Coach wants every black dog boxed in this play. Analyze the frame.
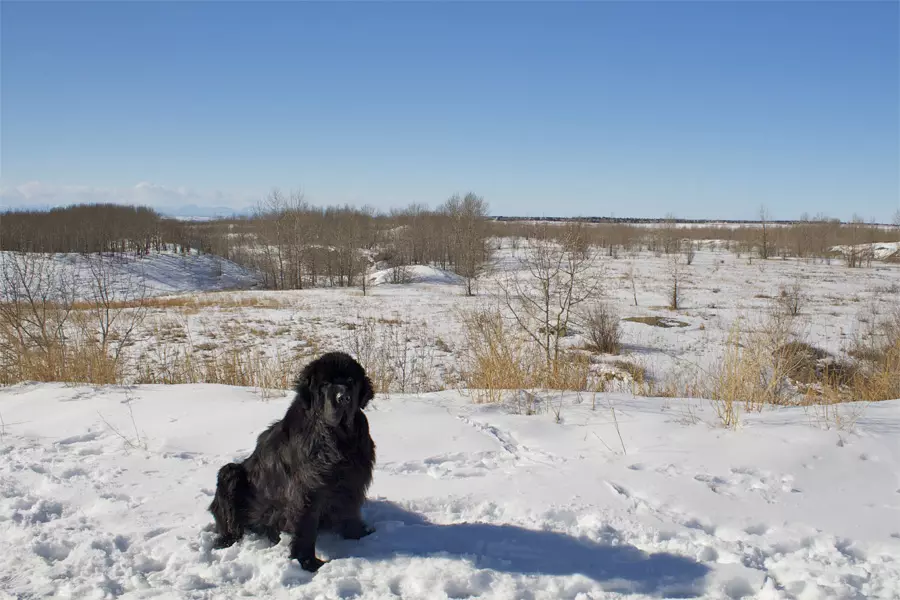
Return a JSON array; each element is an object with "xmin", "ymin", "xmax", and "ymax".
[{"xmin": 208, "ymin": 351, "xmax": 376, "ymax": 572}]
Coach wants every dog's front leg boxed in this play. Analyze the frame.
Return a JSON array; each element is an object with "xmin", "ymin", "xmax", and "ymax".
[{"xmin": 289, "ymin": 499, "xmax": 325, "ymax": 572}]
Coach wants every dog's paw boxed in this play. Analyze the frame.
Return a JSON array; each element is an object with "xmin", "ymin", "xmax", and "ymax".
[
  {"xmin": 265, "ymin": 529, "xmax": 282, "ymax": 545},
  {"xmin": 299, "ymin": 556, "xmax": 326, "ymax": 572},
  {"xmin": 341, "ymin": 520, "xmax": 375, "ymax": 540}
]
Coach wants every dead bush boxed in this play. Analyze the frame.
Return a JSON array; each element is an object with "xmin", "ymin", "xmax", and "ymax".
[
  {"xmin": 583, "ymin": 303, "xmax": 622, "ymax": 354},
  {"xmin": 775, "ymin": 280, "xmax": 805, "ymax": 317}
]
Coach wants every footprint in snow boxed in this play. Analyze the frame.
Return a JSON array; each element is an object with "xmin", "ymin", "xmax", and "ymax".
[{"xmin": 56, "ymin": 431, "xmax": 102, "ymax": 446}]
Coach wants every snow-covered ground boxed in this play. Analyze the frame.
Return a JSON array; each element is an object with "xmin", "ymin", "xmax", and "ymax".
[
  {"xmin": 0, "ymin": 251, "xmax": 261, "ymax": 298},
  {"xmin": 92, "ymin": 243, "xmax": 900, "ymax": 393},
  {"xmin": 1, "ymin": 383, "xmax": 898, "ymax": 599}
]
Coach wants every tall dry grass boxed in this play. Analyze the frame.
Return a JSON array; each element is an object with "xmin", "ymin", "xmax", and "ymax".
[
  {"xmin": 458, "ymin": 307, "xmax": 594, "ymax": 408},
  {"xmin": 339, "ymin": 314, "xmax": 440, "ymax": 394}
]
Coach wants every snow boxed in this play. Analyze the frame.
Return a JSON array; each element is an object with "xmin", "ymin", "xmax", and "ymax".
[
  {"xmin": 830, "ymin": 242, "xmax": 900, "ymax": 261},
  {"xmin": 0, "ymin": 251, "xmax": 261, "ymax": 298},
  {"xmin": 369, "ymin": 265, "xmax": 465, "ymax": 286},
  {"xmin": 2, "ymin": 383, "xmax": 899, "ymax": 599}
]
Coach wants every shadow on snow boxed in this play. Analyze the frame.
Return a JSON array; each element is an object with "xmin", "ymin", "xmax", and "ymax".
[{"xmin": 316, "ymin": 499, "xmax": 710, "ymax": 598}]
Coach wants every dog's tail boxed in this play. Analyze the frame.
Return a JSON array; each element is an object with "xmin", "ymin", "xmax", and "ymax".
[{"xmin": 209, "ymin": 462, "xmax": 250, "ymax": 548}]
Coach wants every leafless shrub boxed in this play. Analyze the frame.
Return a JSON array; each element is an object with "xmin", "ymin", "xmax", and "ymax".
[
  {"xmin": 684, "ymin": 241, "xmax": 696, "ymax": 265},
  {"xmin": 775, "ymin": 278, "xmax": 805, "ymax": 317},
  {"xmin": 389, "ymin": 263, "xmax": 413, "ymax": 285},
  {"xmin": 84, "ymin": 254, "xmax": 150, "ymax": 365},
  {"xmin": 583, "ymin": 303, "xmax": 621, "ymax": 354},
  {"xmin": 496, "ymin": 222, "xmax": 605, "ymax": 370}
]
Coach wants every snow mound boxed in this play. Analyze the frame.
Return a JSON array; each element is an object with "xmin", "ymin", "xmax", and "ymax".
[
  {"xmin": 369, "ymin": 265, "xmax": 465, "ymax": 286},
  {"xmin": 829, "ymin": 241, "xmax": 900, "ymax": 261},
  {"xmin": 0, "ymin": 251, "xmax": 261, "ymax": 298},
  {"xmin": 2, "ymin": 384, "xmax": 899, "ymax": 598}
]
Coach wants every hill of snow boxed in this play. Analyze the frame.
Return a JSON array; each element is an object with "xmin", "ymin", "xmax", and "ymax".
[
  {"xmin": 1, "ymin": 384, "xmax": 898, "ymax": 599},
  {"xmin": 369, "ymin": 265, "xmax": 465, "ymax": 287},
  {"xmin": 829, "ymin": 242, "xmax": 900, "ymax": 261},
  {"xmin": 0, "ymin": 251, "xmax": 261, "ymax": 298}
]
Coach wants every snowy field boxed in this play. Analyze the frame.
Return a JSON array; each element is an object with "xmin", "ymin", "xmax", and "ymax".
[
  {"xmin": 24, "ymin": 241, "xmax": 893, "ymax": 393},
  {"xmin": 2, "ymin": 239, "xmax": 899, "ymax": 598},
  {"xmin": 2, "ymin": 383, "xmax": 899, "ymax": 599}
]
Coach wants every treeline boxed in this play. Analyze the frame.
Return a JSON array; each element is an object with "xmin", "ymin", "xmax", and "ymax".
[
  {"xmin": 228, "ymin": 191, "xmax": 492, "ymax": 293},
  {"xmin": 0, "ymin": 193, "xmax": 494, "ymax": 292},
  {"xmin": 492, "ymin": 215, "xmax": 898, "ymax": 264},
  {"xmin": 3, "ymin": 201, "xmax": 896, "ymax": 284},
  {"xmin": 0, "ymin": 204, "xmax": 207, "ymax": 255}
]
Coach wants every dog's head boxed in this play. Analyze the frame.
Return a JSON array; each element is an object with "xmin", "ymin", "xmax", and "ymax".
[{"xmin": 295, "ymin": 352, "xmax": 374, "ymax": 426}]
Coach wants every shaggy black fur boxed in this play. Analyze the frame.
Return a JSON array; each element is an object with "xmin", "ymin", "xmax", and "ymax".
[{"xmin": 208, "ymin": 351, "xmax": 376, "ymax": 572}]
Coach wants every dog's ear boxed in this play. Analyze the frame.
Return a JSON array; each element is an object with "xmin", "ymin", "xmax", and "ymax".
[
  {"xmin": 358, "ymin": 374, "xmax": 375, "ymax": 410},
  {"xmin": 293, "ymin": 371, "xmax": 318, "ymax": 411}
]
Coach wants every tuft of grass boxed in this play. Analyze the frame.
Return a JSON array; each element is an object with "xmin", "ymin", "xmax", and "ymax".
[
  {"xmin": 458, "ymin": 307, "xmax": 594, "ymax": 408},
  {"xmin": 612, "ymin": 359, "xmax": 647, "ymax": 384}
]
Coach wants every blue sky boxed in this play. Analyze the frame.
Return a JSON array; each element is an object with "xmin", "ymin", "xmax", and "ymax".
[{"xmin": 2, "ymin": 1, "xmax": 898, "ymax": 220}]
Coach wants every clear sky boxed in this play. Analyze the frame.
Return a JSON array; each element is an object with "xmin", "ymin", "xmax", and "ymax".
[{"xmin": 2, "ymin": 1, "xmax": 898, "ymax": 221}]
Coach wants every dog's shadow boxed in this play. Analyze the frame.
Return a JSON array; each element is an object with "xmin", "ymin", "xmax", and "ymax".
[{"xmin": 316, "ymin": 499, "xmax": 710, "ymax": 598}]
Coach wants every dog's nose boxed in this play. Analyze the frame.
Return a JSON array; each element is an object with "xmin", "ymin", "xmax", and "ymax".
[{"xmin": 335, "ymin": 385, "xmax": 351, "ymax": 402}]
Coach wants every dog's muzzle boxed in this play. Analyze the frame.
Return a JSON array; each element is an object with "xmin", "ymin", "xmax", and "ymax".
[{"xmin": 334, "ymin": 385, "xmax": 352, "ymax": 404}]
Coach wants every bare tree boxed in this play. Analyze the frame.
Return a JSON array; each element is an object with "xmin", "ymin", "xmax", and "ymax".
[
  {"xmin": 684, "ymin": 241, "xmax": 696, "ymax": 265},
  {"xmin": 442, "ymin": 192, "xmax": 493, "ymax": 296},
  {"xmin": 0, "ymin": 252, "xmax": 78, "ymax": 380},
  {"xmin": 85, "ymin": 254, "xmax": 150, "ymax": 365},
  {"xmin": 842, "ymin": 215, "xmax": 867, "ymax": 268},
  {"xmin": 654, "ymin": 213, "xmax": 680, "ymax": 255},
  {"xmin": 497, "ymin": 222, "xmax": 605, "ymax": 369},
  {"xmin": 668, "ymin": 252, "xmax": 684, "ymax": 310},
  {"xmin": 758, "ymin": 205, "xmax": 771, "ymax": 260},
  {"xmin": 628, "ymin": 263, "xmax": 639, "ymax": 307}
]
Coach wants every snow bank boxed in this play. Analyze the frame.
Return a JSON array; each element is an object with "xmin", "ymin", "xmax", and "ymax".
[
  {"xmin": 829, "ymin": 241, "xmax": 900, "ymax": 261},
  {"xmin": 369, "ymin": 265, "xmax": 465, "ymax": 286},
  {"xmin": 2, "ymin": 384, "xmax": 899, "ymax": 598}
]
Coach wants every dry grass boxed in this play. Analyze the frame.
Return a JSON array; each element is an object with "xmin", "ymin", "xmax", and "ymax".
[
  {"xmin": 458, "ymin": 307, "xmax": 594, "ymax": 407},
  {"xmin": 612, "ymin": 360, "xmax": 648, "ymax": 386},
  {"xmin": 134, "ymin": 343, "xmax": 309, "ymax": 392},
  {"xmin": 0, "ymin": 327, "xmax": 120, "ymax": 386},
  {"xmin": 71, "ymin": 293, "xmax": 292, "ymax": 312},
  {"xmin": 339, "ymin": 314, "xmax": 439, "ymax": 395},
  {"xmin": 0, "ymin": 284, "xmax": 319, "ymax": 390},
  {"xmin": 695, "ymin": 304, "xmax": 900, "ymax": 429},
  {"xmin": 828, "ymin": 305, "xmax": 900, "ymax": 403}
]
